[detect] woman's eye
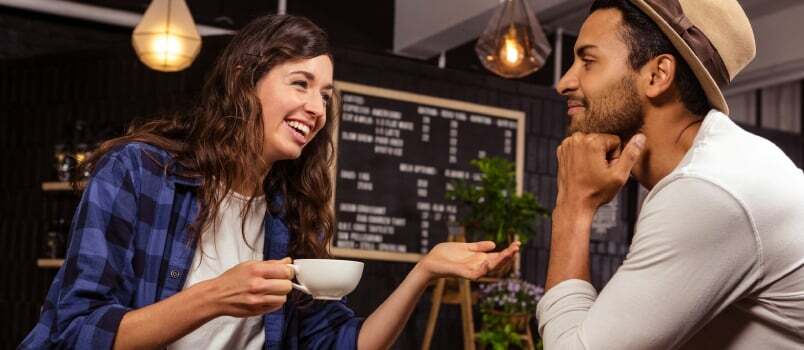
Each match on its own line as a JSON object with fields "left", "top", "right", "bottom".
{"left": 322, "top": 94, "right": 332, "bottom": 105}
{"left": 293, "top": 80, "right": 308, "bottom": 88}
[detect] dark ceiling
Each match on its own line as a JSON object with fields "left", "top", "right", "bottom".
{"left": 0, "top": 0, "right": 572, "bottom": 87}
{"left": 0, "top": 0, "right": 395, "bottom": 59}
{"left": 72, "top": 0, "right": 395, "bottom": 51}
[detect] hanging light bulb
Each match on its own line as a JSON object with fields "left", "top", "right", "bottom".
{"left": 132, "top": 0, "right": 201, "bottom": 72}
{"left": 476, "top": 0, "right": 551, "bottom": 78}
{"left": 500, "top": 24, "right": 524, "bottom": 67}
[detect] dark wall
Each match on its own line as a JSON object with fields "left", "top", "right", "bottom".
{"left": 0, "top": 8, "right": 130, "bottom": 60}
{"left": 0, "top": 36, "right": 212, "bottom": 349}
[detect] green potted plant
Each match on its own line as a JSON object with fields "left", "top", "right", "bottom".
{"left": 476, "top": 278, "right": 544, "bottom": 350}
{"left": 446, "top": 157, "right": 548, "bottom": 255}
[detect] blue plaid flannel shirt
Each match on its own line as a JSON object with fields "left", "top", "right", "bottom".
{"left": 20, "top": 142, "right": 363, "bottom": 349}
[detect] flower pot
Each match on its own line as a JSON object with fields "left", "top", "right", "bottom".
{"left": 477, "top": 310, "right": 534, "bottom": 349}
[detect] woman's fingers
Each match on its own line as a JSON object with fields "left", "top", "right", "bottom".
{"left": 248, "top": 278, "right": 293, "bottom": 295}
{"left": 503, "top": 241, "right": 521, "bottom": 256}
{"left": 479, "top": 241, "right": 519, "bottom": 271}
{"left": 215, "top": 259, "right": 300, "bottom": 317}
{"left": 257, "top": 294, "right": 287, "bottom": 307}
{"left": 467, "top": 241, "right": 496, "bottom": 252}
{"left": 242, "top": 294, "right": 287, "bottom": 314}
{"left": 454, "top": 259, "right": 489, "bottom": 280}
{"left": 420, "top": 241, "right": 521, "bottom": 280}
{"left": 254, "top": 258, "right": 293, "bottom": 279}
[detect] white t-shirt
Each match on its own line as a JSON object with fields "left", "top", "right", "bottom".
{"left": 537, "top": 110, "right": 804, "bottom": 349}
{"left": 168, "top": 191, "right": 267, "bottom": 350}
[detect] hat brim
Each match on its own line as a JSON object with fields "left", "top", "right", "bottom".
{"left": 629, "top": 0, "right": 729, "bottom": 114}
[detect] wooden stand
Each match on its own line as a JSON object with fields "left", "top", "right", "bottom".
{"left": 422, "top": 276, "right": 475, "bottom": 350}
{"left": 421, "top": 226, "right": 535, "bottom": 350}
{"left": 422, "top": 277, "right": 536, "bottom": 350}
{"left": 422, "top": 227, "right": 475, "bottom": 350}
{"left": 521, "top": 324, "right": 536, "bottom": 350}
{"left": 506, "top": 313, "right": 536, "bottom": 350}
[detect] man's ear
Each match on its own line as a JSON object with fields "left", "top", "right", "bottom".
{"left": 642, "top": 54, "right": 676, "bottom": 99}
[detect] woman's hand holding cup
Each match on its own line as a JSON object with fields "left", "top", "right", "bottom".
{"left": 205, "top": 257, "right": 294, "bottom": 317}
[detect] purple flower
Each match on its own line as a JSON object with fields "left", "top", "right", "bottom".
{"left": 478, "top": 278, "right": 544, "bottom": 313}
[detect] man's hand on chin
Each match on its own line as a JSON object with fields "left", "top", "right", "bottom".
{"left": 545, "top": 133, "right": 646, "bottom": 290}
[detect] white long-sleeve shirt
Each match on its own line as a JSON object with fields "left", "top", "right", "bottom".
{"left": 537, "top": 110, "right": 804, "bottom": 349}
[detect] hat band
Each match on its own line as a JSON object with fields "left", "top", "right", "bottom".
{"left": 643, "top": 0, "right": 730, "bottom": 88}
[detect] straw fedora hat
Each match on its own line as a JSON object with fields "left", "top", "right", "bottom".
{"left": 628, "top": 0, "right": 756, "bottom": 114}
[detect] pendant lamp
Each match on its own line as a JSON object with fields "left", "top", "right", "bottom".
{"left": 475, "top": 0, "right": 551, "bottom": 78}
{"left": 132, "top": 0, "right": 201, "bottom": 72}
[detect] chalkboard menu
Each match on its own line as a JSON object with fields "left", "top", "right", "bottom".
{"left": 330, "top": 81, "right": 525, "bottom": 262}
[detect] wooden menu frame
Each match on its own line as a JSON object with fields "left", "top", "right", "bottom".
{"left": 328, "top": 81, "right": 526, "bottom": 262}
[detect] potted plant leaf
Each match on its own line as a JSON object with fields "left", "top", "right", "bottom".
{"left": 446, "top": 157, "right": 548, "bottom": 276}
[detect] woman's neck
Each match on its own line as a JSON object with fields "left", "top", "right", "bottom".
{"left": 232, "top": 162, "right": 272, "bottom": 197}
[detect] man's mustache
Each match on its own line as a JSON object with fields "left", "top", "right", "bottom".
{"left": 566, "top": 96, "right": 587, "bottom": 107}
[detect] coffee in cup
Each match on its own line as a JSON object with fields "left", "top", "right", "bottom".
{"left": 287, "top": 259, "right": 364, "bottom": 300}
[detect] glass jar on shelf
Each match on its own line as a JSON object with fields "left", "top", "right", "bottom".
{"left": 41, "top": 218, "right": 68, "bottom": 259}
{"left": 54, "top": 143, "right": 75, "bottom": 182}
{"left": 73, "top": 143, "right": 92, "bottom": 179}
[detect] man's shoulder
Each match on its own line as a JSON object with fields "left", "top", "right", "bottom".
{"left": 681, "top": 112, "right": 798, "bottom": 181}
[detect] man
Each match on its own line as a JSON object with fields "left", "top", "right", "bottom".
{"left": 536, "top": 0, "right": 804, "bottom": 349}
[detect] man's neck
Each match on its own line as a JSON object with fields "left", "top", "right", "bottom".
{"left": 631, "top": 104, "right": 706, "bottom": 189}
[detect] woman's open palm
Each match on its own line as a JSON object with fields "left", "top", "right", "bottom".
{"left": 419, "top": 241, "right": 521, "bottom": 280}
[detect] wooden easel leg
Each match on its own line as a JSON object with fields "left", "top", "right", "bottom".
{"left": 422, "top": 278, "right": 446, "bottom": 350}
{"left": 525, "top": 322, "right": 535, "bottom": 350}
{"left": 459, "top": 278, "right": 475, "bottom": 350}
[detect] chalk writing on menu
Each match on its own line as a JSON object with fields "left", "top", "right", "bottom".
{"left": 330, "top": 82, "right": 525, "bottom": 262}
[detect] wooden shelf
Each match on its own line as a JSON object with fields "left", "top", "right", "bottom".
{"left": 41, "top": 181, "right": 85, "bottom": 192}
{"left": 37, "top": 259, "right": 64, "bottom": 268}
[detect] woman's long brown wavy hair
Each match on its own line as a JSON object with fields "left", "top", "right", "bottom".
{"left": 81, "top": 14, "right": 337, "bottom": 259}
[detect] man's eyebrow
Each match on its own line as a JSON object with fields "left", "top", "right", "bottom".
{"left": 289, "top": 70, "right": 334, "bottom": 90}
{"left": 575, "top": 45, "right": 598, "bottom": 57}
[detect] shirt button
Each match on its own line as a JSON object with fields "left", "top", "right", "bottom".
{"left": 169, "top": 270, "right": 181, "bottom": 279}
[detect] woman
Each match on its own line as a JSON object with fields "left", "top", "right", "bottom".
{"left": 21, "top": 14, "right": 519, "bottom": 350}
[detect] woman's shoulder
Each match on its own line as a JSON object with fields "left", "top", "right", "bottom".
{"left": 104, "top": 141, "right": 174, "bottom": 163}
{"left": 94, "top": 141, "right": 180, "bottom": 182}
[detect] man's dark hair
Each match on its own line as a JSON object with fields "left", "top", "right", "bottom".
{"left": 591, "top": 0, "right": 711, "bottom": 116}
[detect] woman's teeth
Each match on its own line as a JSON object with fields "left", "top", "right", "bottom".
{"left": 286, "top": 120, "right": 310, "bottom": 136}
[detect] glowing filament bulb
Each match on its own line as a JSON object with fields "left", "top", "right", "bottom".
{"left": 499, "top": 25, "right": 524, "bottom": 67}
{"left": 152, "top": 33, "right": 183, "bottom": 63}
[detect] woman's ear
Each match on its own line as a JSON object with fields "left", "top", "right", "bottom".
{"left": 643, "top": 54, "right": 676, "bottom": 99}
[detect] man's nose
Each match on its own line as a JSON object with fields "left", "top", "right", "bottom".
{"left": 556, "top": 69, "right": 579, "bottom": 96}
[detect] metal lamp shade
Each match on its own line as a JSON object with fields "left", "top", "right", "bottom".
{"left": 475, "top": 0, "right": 551, "bottom": 79}
{"left": 132, "top": 0, "right": 201, "bottom": 72}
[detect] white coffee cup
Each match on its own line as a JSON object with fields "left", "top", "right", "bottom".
{"left": 287, "top": 259, "right": 364, "bottom": 300}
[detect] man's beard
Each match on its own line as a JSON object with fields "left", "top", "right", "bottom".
{"left": 567, "top": 75, "right": 644, "bottom": 142}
